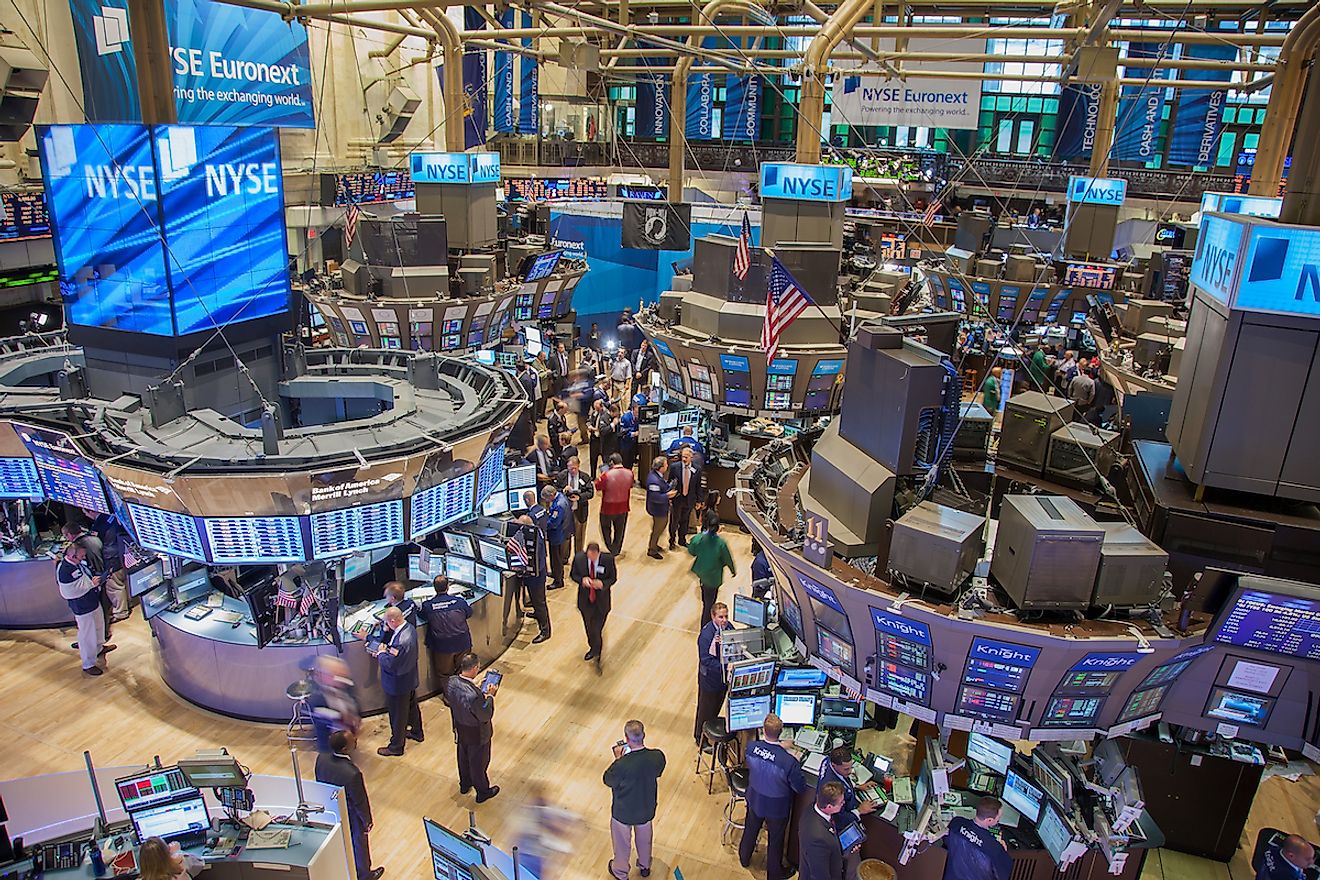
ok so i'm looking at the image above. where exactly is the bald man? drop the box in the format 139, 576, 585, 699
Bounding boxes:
1257, 834, 1316, 880
370, 606, 422, 756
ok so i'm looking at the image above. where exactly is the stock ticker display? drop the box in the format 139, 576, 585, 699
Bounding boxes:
0, 191, 52, 242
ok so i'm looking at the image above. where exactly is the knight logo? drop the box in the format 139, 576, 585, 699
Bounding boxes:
93, 5, 130, 56
641, 206, 669, 245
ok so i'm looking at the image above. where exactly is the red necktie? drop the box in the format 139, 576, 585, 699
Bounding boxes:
589, 561, 598, 602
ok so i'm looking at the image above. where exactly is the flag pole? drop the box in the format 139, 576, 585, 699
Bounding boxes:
763, 247, 850, 348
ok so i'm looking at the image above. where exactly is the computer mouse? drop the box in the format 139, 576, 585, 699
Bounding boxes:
205, 836, 218, 849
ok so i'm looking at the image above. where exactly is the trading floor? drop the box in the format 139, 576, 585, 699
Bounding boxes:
2, 480, 1315, 880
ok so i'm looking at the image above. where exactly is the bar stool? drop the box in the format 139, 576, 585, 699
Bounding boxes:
695, 719, 740, 794
858, 859, 897, 880
721, 765, 749, 846
286, 679, 316, 747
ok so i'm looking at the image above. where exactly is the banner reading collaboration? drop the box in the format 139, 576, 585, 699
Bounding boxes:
171, 48, 303, 85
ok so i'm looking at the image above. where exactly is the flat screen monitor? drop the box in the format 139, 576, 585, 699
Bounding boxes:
819, 696, 864, 729
474, 349, 496, 366
1204, 687, 1273, 726
343, 553, 372, 582
477, 538, 508, 570
728, 658, 777, 695
128, 559, 166, 597
424, 817, 486, 869
130, 796, 209, 844
733, 594, 768, 628
966, 733, 1012, 775
480, 490, 509, 517
720, 628, 765, 663
178, 757, 247, 788
658, 412, 680, 430
172, 568, 211, 605
141, 585, 173, 620
1002, 769, 1044, 823
445, 532, 476, 559
815, 627, 854, 671
507, 488, 532, 512
776, 667, 828, 690
773, 692, 818, 726
913, 764, 931, 811
1037, 803, 1072, 864
1031, 750, 1073, 809
475, 564, 502, 595
523, 250, 562, 282
727, 694, 772, 732
726, 388, 751, 407
1211, 583, 1320, 661
446, 555, 476, 586
408, 553, 442, 583
507, 464, 537, 490
116, 766, 195, 812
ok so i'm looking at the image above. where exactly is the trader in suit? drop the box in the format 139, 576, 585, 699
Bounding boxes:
370, 607, 422, 756
556, 456, 595, 558
550, 342, 572, 416
618, 403, 641, 473
518, 361, 540, 412
667, 446, 703, 549
314, 730, 383, 880
693, 602, 733, 742
644, 456, 676, 559
799, 781, 847, 880
525, 435, 558, 487
1255, 834, 1316, 880
542, 484, 573, 590
548, 401, 571, 462
419, 574, 472, 689
443, 652, 500, 802
740, 714, 806, 880
513, 513, 552, 644
819, 747, 878, 880
571, 542, 617, 671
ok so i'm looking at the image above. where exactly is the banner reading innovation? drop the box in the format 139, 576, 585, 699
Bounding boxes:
167, 0, 314, 128
829, 39, 983, 130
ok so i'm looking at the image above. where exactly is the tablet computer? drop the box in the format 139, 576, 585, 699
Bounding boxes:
837, 822, 866, 851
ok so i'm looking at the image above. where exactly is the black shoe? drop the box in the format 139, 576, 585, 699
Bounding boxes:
366, 868, 385, 880
99, 644, 117, 656
475, 786, 500, 804
640, 869, 651, 878
678, 538, 687, 546
406, 731, 425, 743
376, 746, 404, 757
647, 550, 663, 560
71, 642, 79, 649
532, 631, 551, 644
668, 541, 677, 550
584, 650, 597, 661
780, 865, 798, 879
83, 666, 104, 676
460, 786, 472, 795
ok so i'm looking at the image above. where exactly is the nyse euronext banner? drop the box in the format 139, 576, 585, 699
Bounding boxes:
829, 39, 983, 130
69, 0, 315, 127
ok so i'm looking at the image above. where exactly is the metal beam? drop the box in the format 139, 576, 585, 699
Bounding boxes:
1251, 3, 1320, 195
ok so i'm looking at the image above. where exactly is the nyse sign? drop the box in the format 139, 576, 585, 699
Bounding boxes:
410, 151, 501, 185
760, 163, 853, 203
1067, 175, 1127, 206
1190, 214, 1248, 305
1235, 225, 1320, 318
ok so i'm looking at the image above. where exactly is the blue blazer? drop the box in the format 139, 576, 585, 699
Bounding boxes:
377, 623, 420, 696
644, 469, 673, 517
546, 492, 573, 544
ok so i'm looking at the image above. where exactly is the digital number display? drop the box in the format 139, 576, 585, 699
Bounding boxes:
1118, 686, 1168, 721
816, 627, 854, 670
505, 178, 609, 201
871, 606, 931, 669
475, 448, 505, 507
956, 685, 1020, 724
0, 191, 52, 242
335, 170, 414, 205
0, 457, 43, 500
410, 473, 475, 540
310, 499, 404, 559
963, 658, 1031, 693
1214, 588, 1320, 661
876, 661, 929, 704
1137, 659, 1192, 689
128, 502, 207, 562
11, 421, 109, 513
1056, 670, 1123, 690
204, 516, 306, 563
1041, 695, 1103, 727
1064, 263, 1118, 291
764, 391, 792, 410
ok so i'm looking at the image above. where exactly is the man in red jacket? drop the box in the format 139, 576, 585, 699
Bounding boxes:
595, 453, 635, 557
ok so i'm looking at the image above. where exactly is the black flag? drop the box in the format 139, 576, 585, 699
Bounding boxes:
622, 201, 692, 250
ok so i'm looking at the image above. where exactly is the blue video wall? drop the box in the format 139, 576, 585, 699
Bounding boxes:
37, 123, 290, 337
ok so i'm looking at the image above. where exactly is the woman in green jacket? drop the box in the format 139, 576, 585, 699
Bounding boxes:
687, 510, 736, 630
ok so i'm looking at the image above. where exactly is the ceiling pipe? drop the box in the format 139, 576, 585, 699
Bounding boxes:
1249, 2, 1320, 195
797, 0, 875, 163
409, 7, 465, 151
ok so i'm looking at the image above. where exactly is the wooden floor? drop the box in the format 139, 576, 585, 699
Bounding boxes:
2, 486, 1316, 880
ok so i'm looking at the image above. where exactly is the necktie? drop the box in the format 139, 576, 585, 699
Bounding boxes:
589, 560, 598, 602
683, 466, 690, 495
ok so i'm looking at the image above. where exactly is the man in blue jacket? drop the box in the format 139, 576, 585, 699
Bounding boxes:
541, 485, 573, 590
618, 403, 641, 472
694, 602, 733, 741
819, 746, 878, 879
371, 607, 422, 756
644, 455, 676, 559
740, 714, 807, 880
420, 574, 472, 690
941, 797, 1012, 880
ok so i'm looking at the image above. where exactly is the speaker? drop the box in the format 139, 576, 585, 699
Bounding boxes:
378, 85, 421, 144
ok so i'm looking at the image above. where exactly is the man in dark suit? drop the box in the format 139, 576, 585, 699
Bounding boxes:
371, 607, 422, 756
550, 341, 571, 404
518, 362, 540, 411
570, 542, 617, 671
443, 652, 500, 802
524, 435, 557, 487
667, 446, 702, 549
799, 781, 847, 880
548, 401, 571, 462
314, 730, 383, 880
556, 457, 595, 558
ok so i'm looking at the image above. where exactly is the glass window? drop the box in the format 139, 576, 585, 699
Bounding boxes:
997, 119, 1014, 153
1017, 119, 1035, 154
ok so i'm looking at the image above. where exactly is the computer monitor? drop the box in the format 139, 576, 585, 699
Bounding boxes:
130, 796, 210, 844
446, 555, 476, 586
128, 559, 166, 598
966, 733, 1013, 775
727, 694, 772, 732
1037, 802, 1072, 864
474, 564, 502, 595
481, 490, 509, 517
720, 628, 765, 663
819, 696, 864, 729
728, 658, 777, 695
172, 568, 211, 605
1002, 769, 1044, 823
423, 817, 486, 869
343, 553, 372, 582
773, 692, 818, 727
477, 538, 508, 570
445, 532, 476, 559
178, 756, 247, 788
1031, 749, 1074, 809
776, 667, 828, 690
116, 767, 196, 812
408, 553, 441, 583
913, 764, 931, 812
141, 585, 173, 620
1204, 687, 1273, 726
732, 594, 768, 628
507, 464, 537, 490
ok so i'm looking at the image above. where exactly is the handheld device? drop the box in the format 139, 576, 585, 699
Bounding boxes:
837, 822, 866, 852
483, 670, 503, 690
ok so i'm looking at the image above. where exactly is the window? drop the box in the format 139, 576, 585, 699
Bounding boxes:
984, 38, 1063, 95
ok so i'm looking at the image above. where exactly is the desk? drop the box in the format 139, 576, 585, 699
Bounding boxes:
151, 591, 519, 723
0, 550, 73, 629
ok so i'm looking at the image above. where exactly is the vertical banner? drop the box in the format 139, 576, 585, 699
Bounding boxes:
1113, 43, 1170, 163
1168, 43, 1237, 167
492, 9, 515, 133
66, 0, 142, 122
636, 69, 670, 139
462, 8, 488, 148
685, 38, 716, 140
722, 73, 761, 141
1054, 81, 1103, 160
518, 12, 539, 135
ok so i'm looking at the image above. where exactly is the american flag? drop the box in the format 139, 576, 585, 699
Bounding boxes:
300, 586, 320, 616
344, 204, 361, 248
506, 531, 530, 571
761, 257, 814, 364
733, 211, 752, 280
921, 197, 943, 226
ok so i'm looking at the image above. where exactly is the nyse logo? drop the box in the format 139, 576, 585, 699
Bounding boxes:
1246, 237, 1320, 304
1198, 241, 1237, 295
764, 166, 838, 200
93, 5, 130, 56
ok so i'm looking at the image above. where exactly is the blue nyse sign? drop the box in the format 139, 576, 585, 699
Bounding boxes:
1190, 214, 1248, 305
410, 151, 501, 184
760, 163, 853, 202
1199, 192, 1282, 219
1067, 175, 1127, 206
1236, 226, 1320, 318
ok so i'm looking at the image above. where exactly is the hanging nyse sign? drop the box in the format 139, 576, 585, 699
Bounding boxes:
1113, 43, 1170, 163
1067, 175, 1127, 206
760, 163, 853, 202
409, 152, 501, 185
1168, 43, 1237, 167
829, 39, 983, 130
1054, 82, 1103, 160
621, 201, 692, 250
1189, 214, 1247, 305
67, 0, 142, 122
168, 0, 314, 128
1235, 225, 1320, 318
